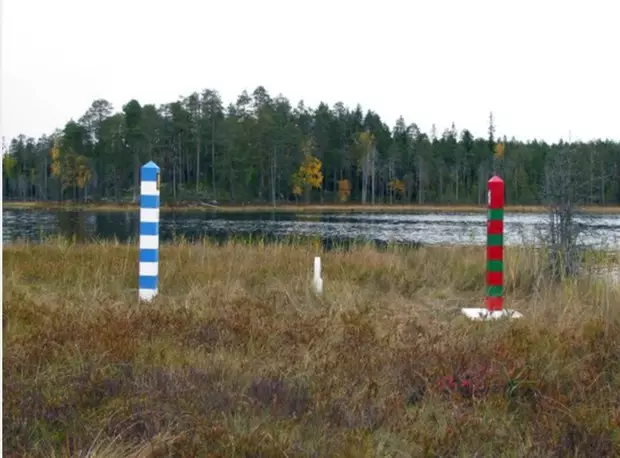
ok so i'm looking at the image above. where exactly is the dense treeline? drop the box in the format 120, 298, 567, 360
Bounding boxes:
3, 86, 620, 205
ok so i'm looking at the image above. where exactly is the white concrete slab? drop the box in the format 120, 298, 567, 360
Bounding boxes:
461, 308, 523, 321
139, 288, 158, 301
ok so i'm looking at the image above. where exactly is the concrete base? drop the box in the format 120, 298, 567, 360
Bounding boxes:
461, 308, 523, 321
139, 289, 158, 302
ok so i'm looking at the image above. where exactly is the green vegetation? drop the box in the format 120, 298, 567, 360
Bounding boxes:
3, 88, 620, 206
4, 240, 620, 456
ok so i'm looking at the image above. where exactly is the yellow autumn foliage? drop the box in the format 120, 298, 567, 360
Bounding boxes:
49, 140, 92, 191
50, 140, 62, 178
388, 179, 405, 196
74, 155, 92, 189
337, 179, 352, 202
292, 182, 303, 198
291, 152, 323, 198
354, 131, 375, 165
3, 155, 17, 179
494, 142, 505, 158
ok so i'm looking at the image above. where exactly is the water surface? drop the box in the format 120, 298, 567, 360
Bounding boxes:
3, 208, 620, 249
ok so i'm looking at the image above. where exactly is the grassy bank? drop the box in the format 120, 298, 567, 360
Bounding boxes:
4, 240, 620, 456
5, 200, 620, 214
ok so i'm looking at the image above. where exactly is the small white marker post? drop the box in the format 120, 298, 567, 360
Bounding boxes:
139, 161, 160, 302
313, 256, 323, 294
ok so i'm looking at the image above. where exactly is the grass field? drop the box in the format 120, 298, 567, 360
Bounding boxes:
4, 240, 620, 456
5, 200, 620, 214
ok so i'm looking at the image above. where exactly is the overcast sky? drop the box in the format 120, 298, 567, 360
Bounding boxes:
2, 0, 619, 144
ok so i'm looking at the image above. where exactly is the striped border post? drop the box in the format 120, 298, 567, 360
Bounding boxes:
486, 176, 504, 312
139, 161, 160, 301
461, 175, 522, 320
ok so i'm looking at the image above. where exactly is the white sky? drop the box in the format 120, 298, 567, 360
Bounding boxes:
1, 0, 619, 144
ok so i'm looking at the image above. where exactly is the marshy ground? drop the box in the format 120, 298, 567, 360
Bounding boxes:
3, 240, 620, 456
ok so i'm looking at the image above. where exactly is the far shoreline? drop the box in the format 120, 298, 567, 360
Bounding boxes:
3, 201, 620, 214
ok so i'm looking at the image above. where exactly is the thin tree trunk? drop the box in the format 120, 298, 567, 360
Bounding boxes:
417, 156, 424, 205
229, 152, 235, 202
211, 117, 216, 200
271, 146, 276, 207
134, 151, 139, 203
601, 162, 605, 204
173, 162, 177, 200
439, 167, 444, 203
455, 165, 460, 202
371, 146, 376, 205
361, 150, 368, 204
44, 155, 48, 200
196, 131, 201, 193
389, 161, 393, 204
589, 149, 594, 204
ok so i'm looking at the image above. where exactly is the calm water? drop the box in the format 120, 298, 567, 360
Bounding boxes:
3, 209, 620, 249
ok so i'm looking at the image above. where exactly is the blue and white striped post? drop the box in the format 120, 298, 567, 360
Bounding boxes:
139, 161, 160, 301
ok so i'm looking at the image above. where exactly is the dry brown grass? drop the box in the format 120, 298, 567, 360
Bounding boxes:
4, 240, 620, 456
5, 200, 620, 214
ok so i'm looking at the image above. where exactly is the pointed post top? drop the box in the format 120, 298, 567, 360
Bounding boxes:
488, 175, 503, 183
141, 161, 160, 183
142, 161, 160, 170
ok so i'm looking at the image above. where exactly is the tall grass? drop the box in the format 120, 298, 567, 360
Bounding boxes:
3, 239, 620, 456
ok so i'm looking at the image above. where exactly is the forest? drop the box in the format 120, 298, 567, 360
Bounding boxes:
3, 85, 620, 206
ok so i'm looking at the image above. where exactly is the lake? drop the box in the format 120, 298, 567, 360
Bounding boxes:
3, 208, 620, 249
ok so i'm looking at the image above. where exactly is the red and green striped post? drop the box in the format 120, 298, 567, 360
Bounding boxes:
486, 176, 504, 312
